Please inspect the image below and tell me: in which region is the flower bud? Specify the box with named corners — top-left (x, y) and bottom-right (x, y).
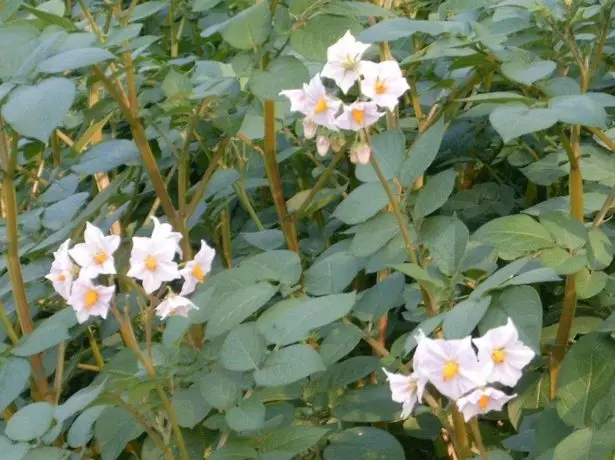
top-left (330, 134), bottom-right (345, 152)
top-left (302, 118), bottom-right (317, 139)
top-left (350, 142), bottom-right (371, 165)
top-left (316, 135), bottom-right (330, 157)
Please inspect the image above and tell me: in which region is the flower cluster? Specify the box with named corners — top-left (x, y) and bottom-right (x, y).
top-left (383, 319), bottom-right (535, 422)
top-left (280, 31), bottom-right (409, 164)
top-left (45, 219), bottom-right (215, 324)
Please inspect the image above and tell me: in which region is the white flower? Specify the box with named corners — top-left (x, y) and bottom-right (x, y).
top-left (68, 276), bottom-right (114, 324)
top-left (360, 60), bottom-right (410, 111)
top-left (335, 101), bottom-right (384, 131)
top-left (316, 135), bottom-right (330, 157)
top-left (382, 368), bottom-right (426, 419)
top-left (69, 222), bottom-right (120, 278)
top-left (280, 88), bottom-right (307, 114)
top-left (302, 118), bottom-right (317, 139)
top-left (473, 318), bottom-right (535, 387)
top-left (349, 142), bottom-right (371, 165)
top-left (155, 294), bottom-right (198, 320)
top-left (456, 387), bottom-right (516, 422)
top-left (304, 74), bottom-right (341, 131)
top-left (179, 240), bottom-right (216, 296)
top-left (45, 239), bottom-right (75, 301)
top-left (127, 236), bottom-right (181, 294)
top-left (413, 335), bottom-right (486, 400)
top-left (322, 30), bottom-right (370, 94)
top-left (151, 216), bottom-right (183, 257)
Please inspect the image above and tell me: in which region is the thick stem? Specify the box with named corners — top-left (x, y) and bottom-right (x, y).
top-left (220, 206), bottom-right (233, 268)
top-left (452, 406), bottom-right (471, 459)
top-left (263, 100), bottom-right (300, 253)
top-left (469, 418), bottom-right (488, 460)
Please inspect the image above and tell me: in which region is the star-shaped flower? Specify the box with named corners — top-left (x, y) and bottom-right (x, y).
top-left (335, 101), bottom-right (384, 131)
top-left (179, 240), bottom-right (216, 296)
top-left (456, 387), bottom-right (516, 421)
top-left (45, 238), bottom-right (75, 301)
top-left (127, 236), bottom-right (180, 294)
top-left (322, 30), bottom-right (370, 94)
top-left (360, 60), bottom-right (410, 111)
top-left (69, 222), bottom-right (120, 279)
top-left (155, 294), bottom-right (198, 320)
top-left (68, 276), bottom-right (115, 324)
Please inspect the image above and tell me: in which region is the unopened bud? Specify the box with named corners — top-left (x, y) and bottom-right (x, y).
top-left (330, 134), bottom-right (345, 152)
top-left (350, 142), bottom-right (371, 165)
top-left (316, 135), bottom-right (330, 157)
top-left (302, 118), bottom-right (317, 139)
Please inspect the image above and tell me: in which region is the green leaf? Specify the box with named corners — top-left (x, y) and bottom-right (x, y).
top-left (304, 252), bottom-right (359, 295)
top-left (162, 315), bottom-right (190, 347)
top-left (22, 447), bottom-right (73, 460)
top-left (587, 228), bottom-right (613, 270)
top-left (104, 24), bottom-right (143, 48)
top-left (207, 282), bottom-right (277, 337)
top-left (257, 293), bottom-right (355, 346)
top-left (324, 427), bottom-right (405, 460)
top-left (322, 1), bottom-right (397, 17)
top-left (172, 385), bottom-right (211, 428)
top-left (55, 379), bottom-right (106, 422)
top-left (392, 263), bottom-right (444, 286)
top-left (319, 323), bottom-right (362, 366)
top-left (72, 140), bottom-right (139, 175)
top-left (199, 371), bottom-right (241, 410)
top-left (557, 333), bottom-right (615, 428)
top-left (0, 357), bottom-right (30, 413)
top-left (249, 56), bottom-right (309, 101)
top-left (290, 15), bottom-right (362, 61)
top-left (420, 216), bottom-right (469, 276)
top-left (241, 230), bottom-right (285, 251)
top-left (226, 398), bottom-right (266, 432)
top-left (473, 214), bottom-right (553, 260)
top-left (540, 212), bottom-right (588, 250)
top-left (521, 151), bottom-right (568, 186)
top-left (221, 322), bottom-right (266, 371)
top-left (489, 106), bottom-right (558, 143)
top-left (161, 68), bottom-right (192, 98)
top-left (457, 91), bottom-right (533, 103)
top-left (553, 423), bottom-right (615, 460)
top-left (240, 250), bottom-right (302, 286)
top-left (333, 182), bottom-right (389, 225)
top-left (359, 18), bottom-right (468, 42)
top-left (67, 406), bottom-right (106, 448)
top-left (129, 0), bottom-right (167, 22)
top-left (210, 445), bottom-right (257, 460)
top-left (351, 213), bottom-right (400, 258)
top-left (0, 24), bottom-right (39, 80)
top-left (254, 344), bottom-right (326, 386)
top-left (323, 356), bottom-right (380, 389)
top-left (548, 95), bottom-right (607, 128)
top-left (2, 77), bottom-right (75, 142)
top-left (37, 48), bottom-right (114, 73)
top-left (501, 59), bottom-right (556, 85)
top-left (400, 118), bottom-right (445, 187)
top-left (414, 169), bottom-right (456, 220)
top-left (259, 426), bottom-right (330, 455)
top-left (479, 285), bottom-right (542, 351)
top-left (0, 0), bottom-right (23, 22)
top-left (95, 407), bottom-right (145, 460)
top-left (220, 2), bottom-right (271, 50)
top-left (12, 322), bottom-right (69, 357)
top-left (5, 402), bottom-right (54, 441)
top-left (352, 272), bottom-right (404, 321)
top-left (332, 385), bottom-right (401, 422)
top-left (443, 296), bottom-right (491, 339)
top-left (355, 130), bottom-right (405, 182)
top-left (575, 268), bottom-right (608, 299)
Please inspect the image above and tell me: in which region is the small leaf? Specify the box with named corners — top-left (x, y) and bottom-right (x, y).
top-left (319, 323), bottom-right (362, 366)
top-left (240, 250), bottom-right (302, 286)
top-left (210, 445), bottom-right (257, 460)
top-left (259, 426), bottom-right (330, 455)
top-left (351, 213), bottom-right (400, 258)
top-left (37, 48), bottom-right (115, 73)
top-left (501, 59), bottom-right (556, 85)
top-left (548, 95), bottom-right (607, 128)
top-left (254, 344), bottom-right (326, 387)
top-left (400, 118), bottom-right (445, 187)
top-left (55, 379), bottom-right (106, 422)
top-left (359, 18), bottom-right (468, 42)
top-left (249, 56), bottom-right (309, 101)
top-left (587, 228), bottom-right (613, 270)
top-left (95, 407), bottom-right (145, 460)
top-left (392, 263), bottom-right (444, 286)
top-left (225, 398), bottom-right (266, 432)
top-left (6, 402), bottom-right (54, 441)
top-left (489, 106), bottom-right (558, 143)
top-left (12, 322), bottom-right (69, 357)
top-left (0, 357), bottom-right (30, 413)
top-left (420, 216), bottom-right (469, 276)
top-left (414, 169), bottom-right (456, 220)
top-left (355, 130), bottom-right (405, 182)
top-left (290, 15), bottom-right (362, 61)
top-left (199, 371), bottom-right (240, 410)
top-left (220, 2), bottom-right (271, 50)
top-left (324, 427), bottom-right (405, 460)
top-left (333, 182), bottom-right (389, 225)
top-left (67, 406), bottom-right (106, 448)
top-left (72, 140), bottom-right (139, 175)
top-left (304, 252), bottom-right (359, 295)
top-left (172, 386), bottom-right (211, 428)
top-left (220, 323), bottom-right (266, 371)
top-left (540, 212), bottom-right (588, 250)
top-left (443, 296), bottom-right (491, 339)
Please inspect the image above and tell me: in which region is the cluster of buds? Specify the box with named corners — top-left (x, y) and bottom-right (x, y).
top-left (280, 31), bottom-right (409, 164)
top-left (45, 218), bottom-right (215, 323)
top-left (384, 319), bottom-right (535, 421)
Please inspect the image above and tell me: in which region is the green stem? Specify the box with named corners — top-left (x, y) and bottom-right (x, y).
top-left (469, 418), bottom-right (488, 460)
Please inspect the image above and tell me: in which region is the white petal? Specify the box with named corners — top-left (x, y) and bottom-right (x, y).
top-left (69, 244), bottom-right (92, 268)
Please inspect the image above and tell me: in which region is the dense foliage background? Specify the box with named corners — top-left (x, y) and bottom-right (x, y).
top-left (1, 0), bottom-right (615, 458)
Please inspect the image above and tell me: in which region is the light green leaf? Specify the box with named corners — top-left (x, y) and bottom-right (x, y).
top-left (2, 77), bottom-right (75, 142)
top-left (37, 48), bottom-right (114, 73)
top-left (6, 402), bottom-right (54, 441)
top-left (324, 427), bottom-right (405, 460)
top-left (225, 398), bottom-right (266, 432)
top-left (259, 426), bottom-right (330, 455)
top-left (221, 323), bottom-right (266, 371)
top-left (414, 169), bottom-right (456, 220)
top-left (359, 18), bottom-right (468, 42)
top-left (553, 423), bottom-right (615, 460)
top-left (129, 0), bottom-right (167, 22)
top-left (0, 358), bottom-right (30, 413)
top-left (241, 230), bottom-right (285, 251)
top-left (457, 91), bottom-right (533, 103)
top-left (350, 213), bottom-right (400, 258)
top-left (12, 322), bottom-right (69, 357)
top-left (0, 0), bottom-right (23, 22)
top-left (400, 118), bottom-right (445, 187)
top-left (220, 2), bottom-right (271, 50)
top-left (319, 323), bottom-right (362, 366)
top-left (254, 344), bottom-right (326, 386)
top-left (392, 263), bottom-right (444, 286)
top-left (0, 24), bottom-right (39, 80)
top-left (172, 386), bottom-right (211, 428)
top-left (199, 371), bottom-right (241, 410)
top-left (290, 15), bottom-right (362, 61)
top-left (22, 447), bottom-right (73, 460)
top-left (521, 151), bottom-right (568, 186)
top-left (72, 140), bottom-right (139, 175)
top-left (95, 407), bottom-right (145, 460)
top-left (355, 130), bottom-right (405, 182)
top-left (548, 95), bottom-right (607, 128)
top-left (322, 1), bottom-right (397, 17)
top-left (501, 59), bottom-right (556, 85)
top-left (575, 268), bottom-right (608, 299)
top-left (67, 406), bottom-right (106, 448)
top-left (472, 214), bottom-right (553, 260)
top-left (443, 296), bottom-right (491, 339)
top-left (249, 56), bottom-right (309, 101)
top-left (587, 228), bottom-right (613, 270)
top-left (540, 212), bottom-right (588, 250)
top-left (210, 444), bottom-right (257, 460)
top-left (104, 24), bottom-right (143, 47)
top-left (207, 282), bottom-right (277, 337)
top-left (305, 253), bottom-right (359, 295)
top-left (479, 285), bottom-right (542, 351)
top-left (489, 106), bottom-right (558, 143)
top-left (55, 379), bottom-right (106, 422)
top-left (420, 216), bottom-right (469, 276)
top-left (257, 293), bottom-right (356, 346)
top-left (333, 182), bottom-right (389, 225)
top-left (240, 250), bottom-right (302, 286)
top-left (161, 68), bottom-right (192, 98)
